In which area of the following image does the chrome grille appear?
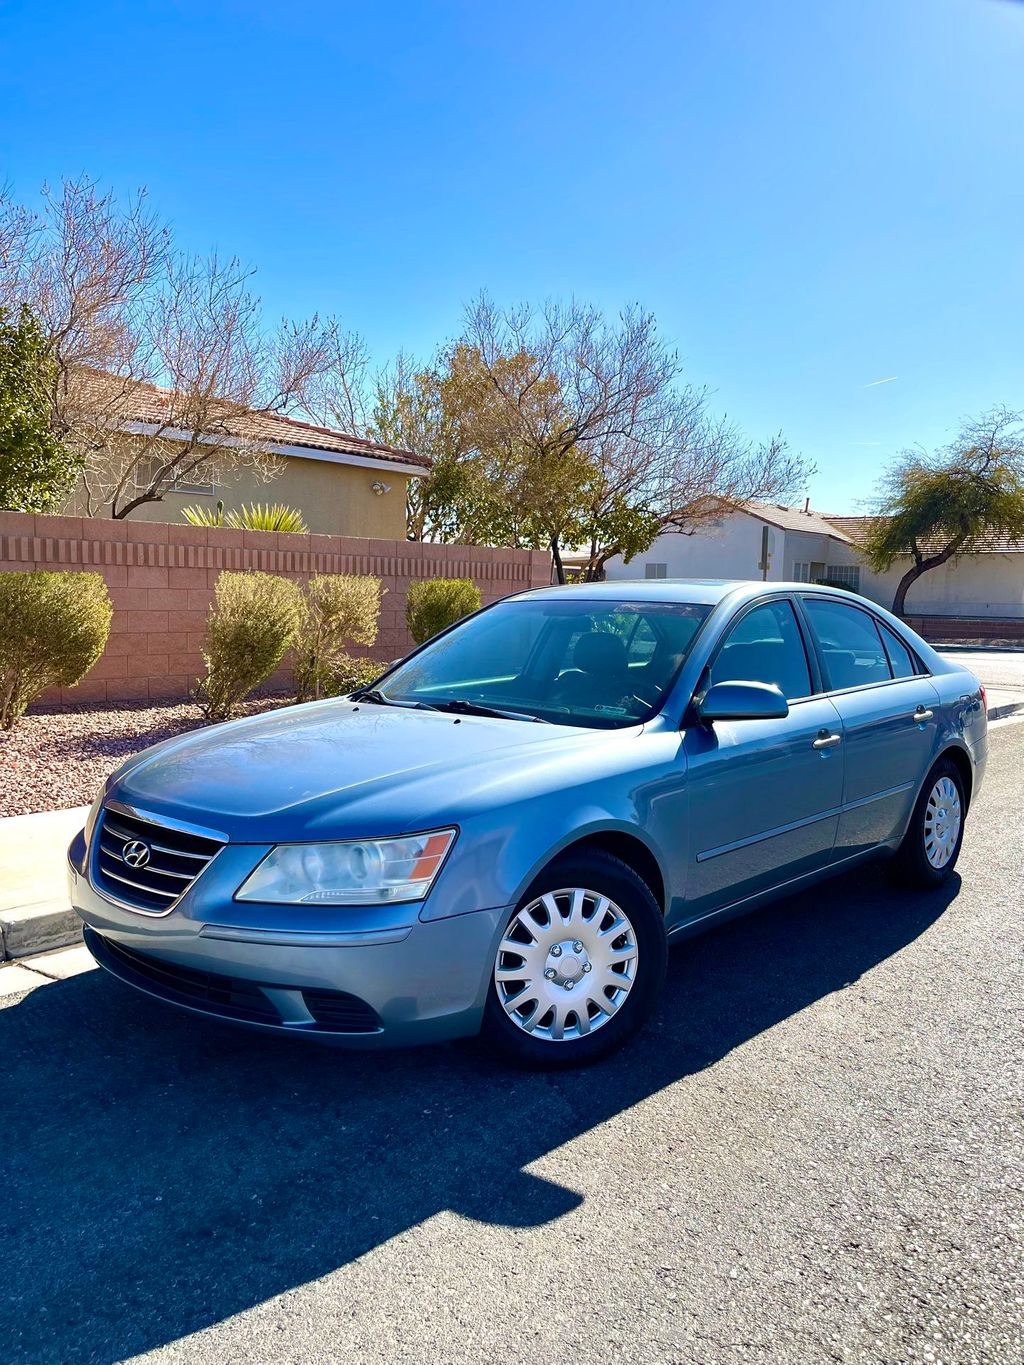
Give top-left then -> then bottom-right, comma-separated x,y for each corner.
93,808 -> 224,914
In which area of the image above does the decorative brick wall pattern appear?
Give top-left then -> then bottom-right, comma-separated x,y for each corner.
904,614 -> 1024,645
0,511 -> 551,704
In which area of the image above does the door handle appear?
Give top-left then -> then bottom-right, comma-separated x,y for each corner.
913,705 -> 934,723
812,730 -> 841,750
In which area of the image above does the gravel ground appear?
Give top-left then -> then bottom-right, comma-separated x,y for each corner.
2,728 -> 1022,1365
0,697 -> 289,818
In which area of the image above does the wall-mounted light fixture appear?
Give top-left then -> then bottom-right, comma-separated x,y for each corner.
371,480 -> 391,496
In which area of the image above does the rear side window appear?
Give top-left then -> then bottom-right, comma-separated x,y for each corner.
804,598 -> 891,689
879,623 -> 919,679
710,599 -> 812,700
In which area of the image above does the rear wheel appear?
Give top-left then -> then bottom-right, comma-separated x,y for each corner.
481,850 -> 667,1068
892,757 -> 966,888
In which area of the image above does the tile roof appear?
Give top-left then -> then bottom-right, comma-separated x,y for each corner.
823,514 -> 1024,555
743,502 -> 853,542
80,372 -> 429,470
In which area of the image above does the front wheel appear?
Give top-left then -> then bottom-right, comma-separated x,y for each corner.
892,758 -> 967,888
480,850 -> 667,1069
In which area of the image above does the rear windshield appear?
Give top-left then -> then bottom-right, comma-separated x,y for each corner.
378,597 -> 712,728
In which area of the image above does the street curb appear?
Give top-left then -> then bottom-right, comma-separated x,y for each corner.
939,643 -> 1024,655
0,902 -> 82,961
989,701 -> 1024,723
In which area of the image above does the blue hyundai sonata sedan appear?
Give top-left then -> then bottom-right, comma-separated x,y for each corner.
69,580 -> 987,1066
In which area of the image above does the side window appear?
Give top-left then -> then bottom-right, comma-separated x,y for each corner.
710,600 -> 811,701
624,617 -> 658,665
879,623 -> 919,679
804,598 -> 892,689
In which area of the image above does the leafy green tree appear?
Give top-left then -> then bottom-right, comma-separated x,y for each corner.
862,408 -> 1024,616
0,307 -> 80,513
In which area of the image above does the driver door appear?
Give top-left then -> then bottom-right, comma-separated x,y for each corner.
681,597 -> 845,920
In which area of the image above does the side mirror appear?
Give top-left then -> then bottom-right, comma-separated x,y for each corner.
696,680 -> 789,723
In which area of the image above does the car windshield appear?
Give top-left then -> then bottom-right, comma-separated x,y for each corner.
374,597 -> 712,729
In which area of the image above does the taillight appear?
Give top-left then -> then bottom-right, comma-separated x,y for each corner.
979,684 -> 987,714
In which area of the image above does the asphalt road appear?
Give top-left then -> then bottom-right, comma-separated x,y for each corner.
5,732 -> 1023,1365
938,648 -> 1024,695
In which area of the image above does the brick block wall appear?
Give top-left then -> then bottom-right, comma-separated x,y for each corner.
904,614 -> 1024,644
0,511 -> 551,704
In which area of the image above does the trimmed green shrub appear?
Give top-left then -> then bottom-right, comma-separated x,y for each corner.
198,571 -> 302,721
318,652 -> 385,699
0,571 -> 112,730
293,574 -> 384,703
406,577 -> 481,645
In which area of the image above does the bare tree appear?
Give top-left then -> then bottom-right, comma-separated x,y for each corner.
456,295 -> 811,580
366,352 -> 469,542
0,178 -> 364,517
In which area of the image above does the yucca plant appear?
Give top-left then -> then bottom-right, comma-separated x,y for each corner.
228,502 -> 308,533
182,501 -> 308,533
182,499 -> 226,528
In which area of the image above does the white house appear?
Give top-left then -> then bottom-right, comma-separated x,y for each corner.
603,502 -> 1024,621
604,503 -> 860,589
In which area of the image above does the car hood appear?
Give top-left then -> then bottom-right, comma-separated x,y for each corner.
107,700 -> 601,840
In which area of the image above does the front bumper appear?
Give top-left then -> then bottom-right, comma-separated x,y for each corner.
68,828 -> 507,1048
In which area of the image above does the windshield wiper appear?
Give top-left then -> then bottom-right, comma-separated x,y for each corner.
350,687 -> 393,705
421,698 -> 549,723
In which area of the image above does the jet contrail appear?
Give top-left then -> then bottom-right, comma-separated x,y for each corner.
863,376 -> 898,387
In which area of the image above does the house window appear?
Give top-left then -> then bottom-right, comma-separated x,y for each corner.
644,563 -> 668,580
793,561 -> 811,583
170,477 -> 216,496
132,456 -> 216,497
825,565 -> 861,591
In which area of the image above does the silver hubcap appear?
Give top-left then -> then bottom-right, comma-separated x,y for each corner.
923,776 -> 961,869
494,887 -> 639,1042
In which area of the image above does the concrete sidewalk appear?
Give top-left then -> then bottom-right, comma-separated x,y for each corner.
0,806 -> 88,960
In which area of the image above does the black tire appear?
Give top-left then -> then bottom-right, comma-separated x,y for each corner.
891,757 -> 967,889
480,849 -> 667,1069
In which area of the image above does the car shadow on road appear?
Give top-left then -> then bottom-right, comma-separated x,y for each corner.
3,863 -> 959,1365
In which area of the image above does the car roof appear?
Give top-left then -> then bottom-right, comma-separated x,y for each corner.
515,579 -> 810,607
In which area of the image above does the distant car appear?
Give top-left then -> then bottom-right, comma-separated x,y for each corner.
68,581 -> 987,1067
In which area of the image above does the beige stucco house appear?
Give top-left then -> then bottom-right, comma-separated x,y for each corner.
63,376 -> 430,539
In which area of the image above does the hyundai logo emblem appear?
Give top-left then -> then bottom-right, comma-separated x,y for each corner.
122,839 -> 152,869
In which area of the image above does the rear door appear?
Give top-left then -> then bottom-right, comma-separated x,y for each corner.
681,596 -> 845,919
799,595 -> 940,859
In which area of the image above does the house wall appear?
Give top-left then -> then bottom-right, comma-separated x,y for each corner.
63,444 -> 413,540
816,540 -> 1024,618
604,511 -> 785,582
0,510 -> 550,705
607,515 -> 1024,620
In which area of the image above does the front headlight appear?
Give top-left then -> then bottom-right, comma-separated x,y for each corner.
235,829 -> 457,906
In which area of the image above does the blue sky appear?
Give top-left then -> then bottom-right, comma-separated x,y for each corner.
1,0 -> 1022,511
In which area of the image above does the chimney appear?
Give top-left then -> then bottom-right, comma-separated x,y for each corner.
803,496 -> 811,514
